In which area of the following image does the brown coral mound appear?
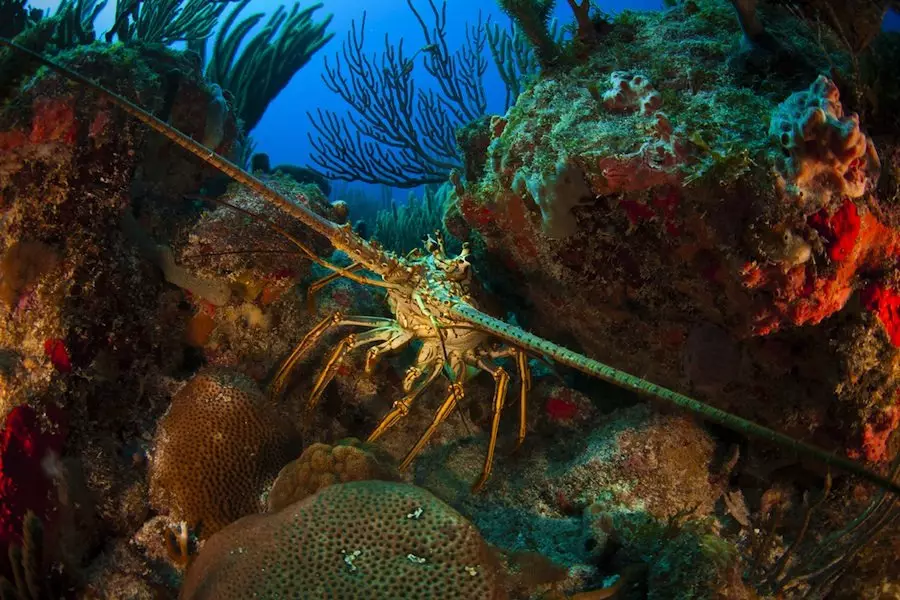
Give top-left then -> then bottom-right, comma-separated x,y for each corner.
181,481 -> 507,600
149,369 -> 300,537
267,438 -> 400,512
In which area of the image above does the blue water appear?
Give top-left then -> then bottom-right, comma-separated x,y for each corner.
24,0 -> 900,199
28,0 -> 658,194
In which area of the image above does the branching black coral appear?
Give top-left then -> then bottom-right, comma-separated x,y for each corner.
496,0 -> 560,68
307,0 -> 490,188
205,0 -> 334,134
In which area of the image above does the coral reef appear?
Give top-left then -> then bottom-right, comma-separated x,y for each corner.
203,0 -> 334,133
452,0 -> 900,467
0,38 -> 340,597
181,481 -> 507,599
2,0 -> 900,596
267,438 -> 399,512
148,369 -> 301,538
410,394 -> 734,598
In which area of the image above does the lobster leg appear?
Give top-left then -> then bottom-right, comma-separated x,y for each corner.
305,327 -> 413,420
514,348 -> 532,450
485,346 -> 532,450
304,333 -> 359,423
270,311 -> 343,399
270,312 -> 395,400
368,360 -> 444,442
364,325 -> 413,374
306,262 -> 363,313
399,382 -> 465,472
472,359 -> 510,493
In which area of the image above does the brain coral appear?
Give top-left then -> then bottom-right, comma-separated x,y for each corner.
267,438 -> 400,512
149,369 -> 300,537
181,481 -> 507,600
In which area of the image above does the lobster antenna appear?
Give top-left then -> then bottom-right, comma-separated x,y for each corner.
0,37 -> 400,291
450,304 -> 900,496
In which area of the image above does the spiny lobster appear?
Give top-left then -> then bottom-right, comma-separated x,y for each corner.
3,38 -> 898,496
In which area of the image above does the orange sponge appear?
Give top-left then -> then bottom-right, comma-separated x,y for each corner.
770,75 -> 879,210
181,480 -> 507,599
149,369 -> 300,537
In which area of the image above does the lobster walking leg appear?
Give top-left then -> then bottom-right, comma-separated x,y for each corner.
485,345 -> 532,450
399,382 -> 464,471
304,333 -> 360,422
270,312 -> 395,400
368,361 -> 444,442
364,327 -> 413,374
514,348 -> 532,450
306,327 -> 414,420
270,312 -> 343,399
472,359 -> 511,493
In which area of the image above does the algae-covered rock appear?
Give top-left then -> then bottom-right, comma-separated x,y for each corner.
454,0 -> 900,467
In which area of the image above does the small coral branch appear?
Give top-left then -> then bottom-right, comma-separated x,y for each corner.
53,0 -> 105,46
205,0 -> 334,134
407,0 -> 488,125
496,0 -> 560,68
566,0 -> 595,46
106,0 -> 227,44
486,17 -> 561,109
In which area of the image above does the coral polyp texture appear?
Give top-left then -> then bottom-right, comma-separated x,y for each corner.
267,438 -> 400,512
453,0 -> 900,465
180,481 -> 507,600
148,369 -> 300,538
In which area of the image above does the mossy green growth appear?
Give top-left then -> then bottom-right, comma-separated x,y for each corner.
608,509 -> 736,600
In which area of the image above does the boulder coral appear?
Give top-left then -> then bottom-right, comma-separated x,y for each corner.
181,481 -> 507,600
452,0 -> 900,463
148,369 -> 301,538
267,438 -> 400,512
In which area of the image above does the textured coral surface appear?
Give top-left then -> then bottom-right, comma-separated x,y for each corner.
149,370 -> 301,537
267,438 -> 399,512
454,0 -> 900,465
181,481 -> 507,599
